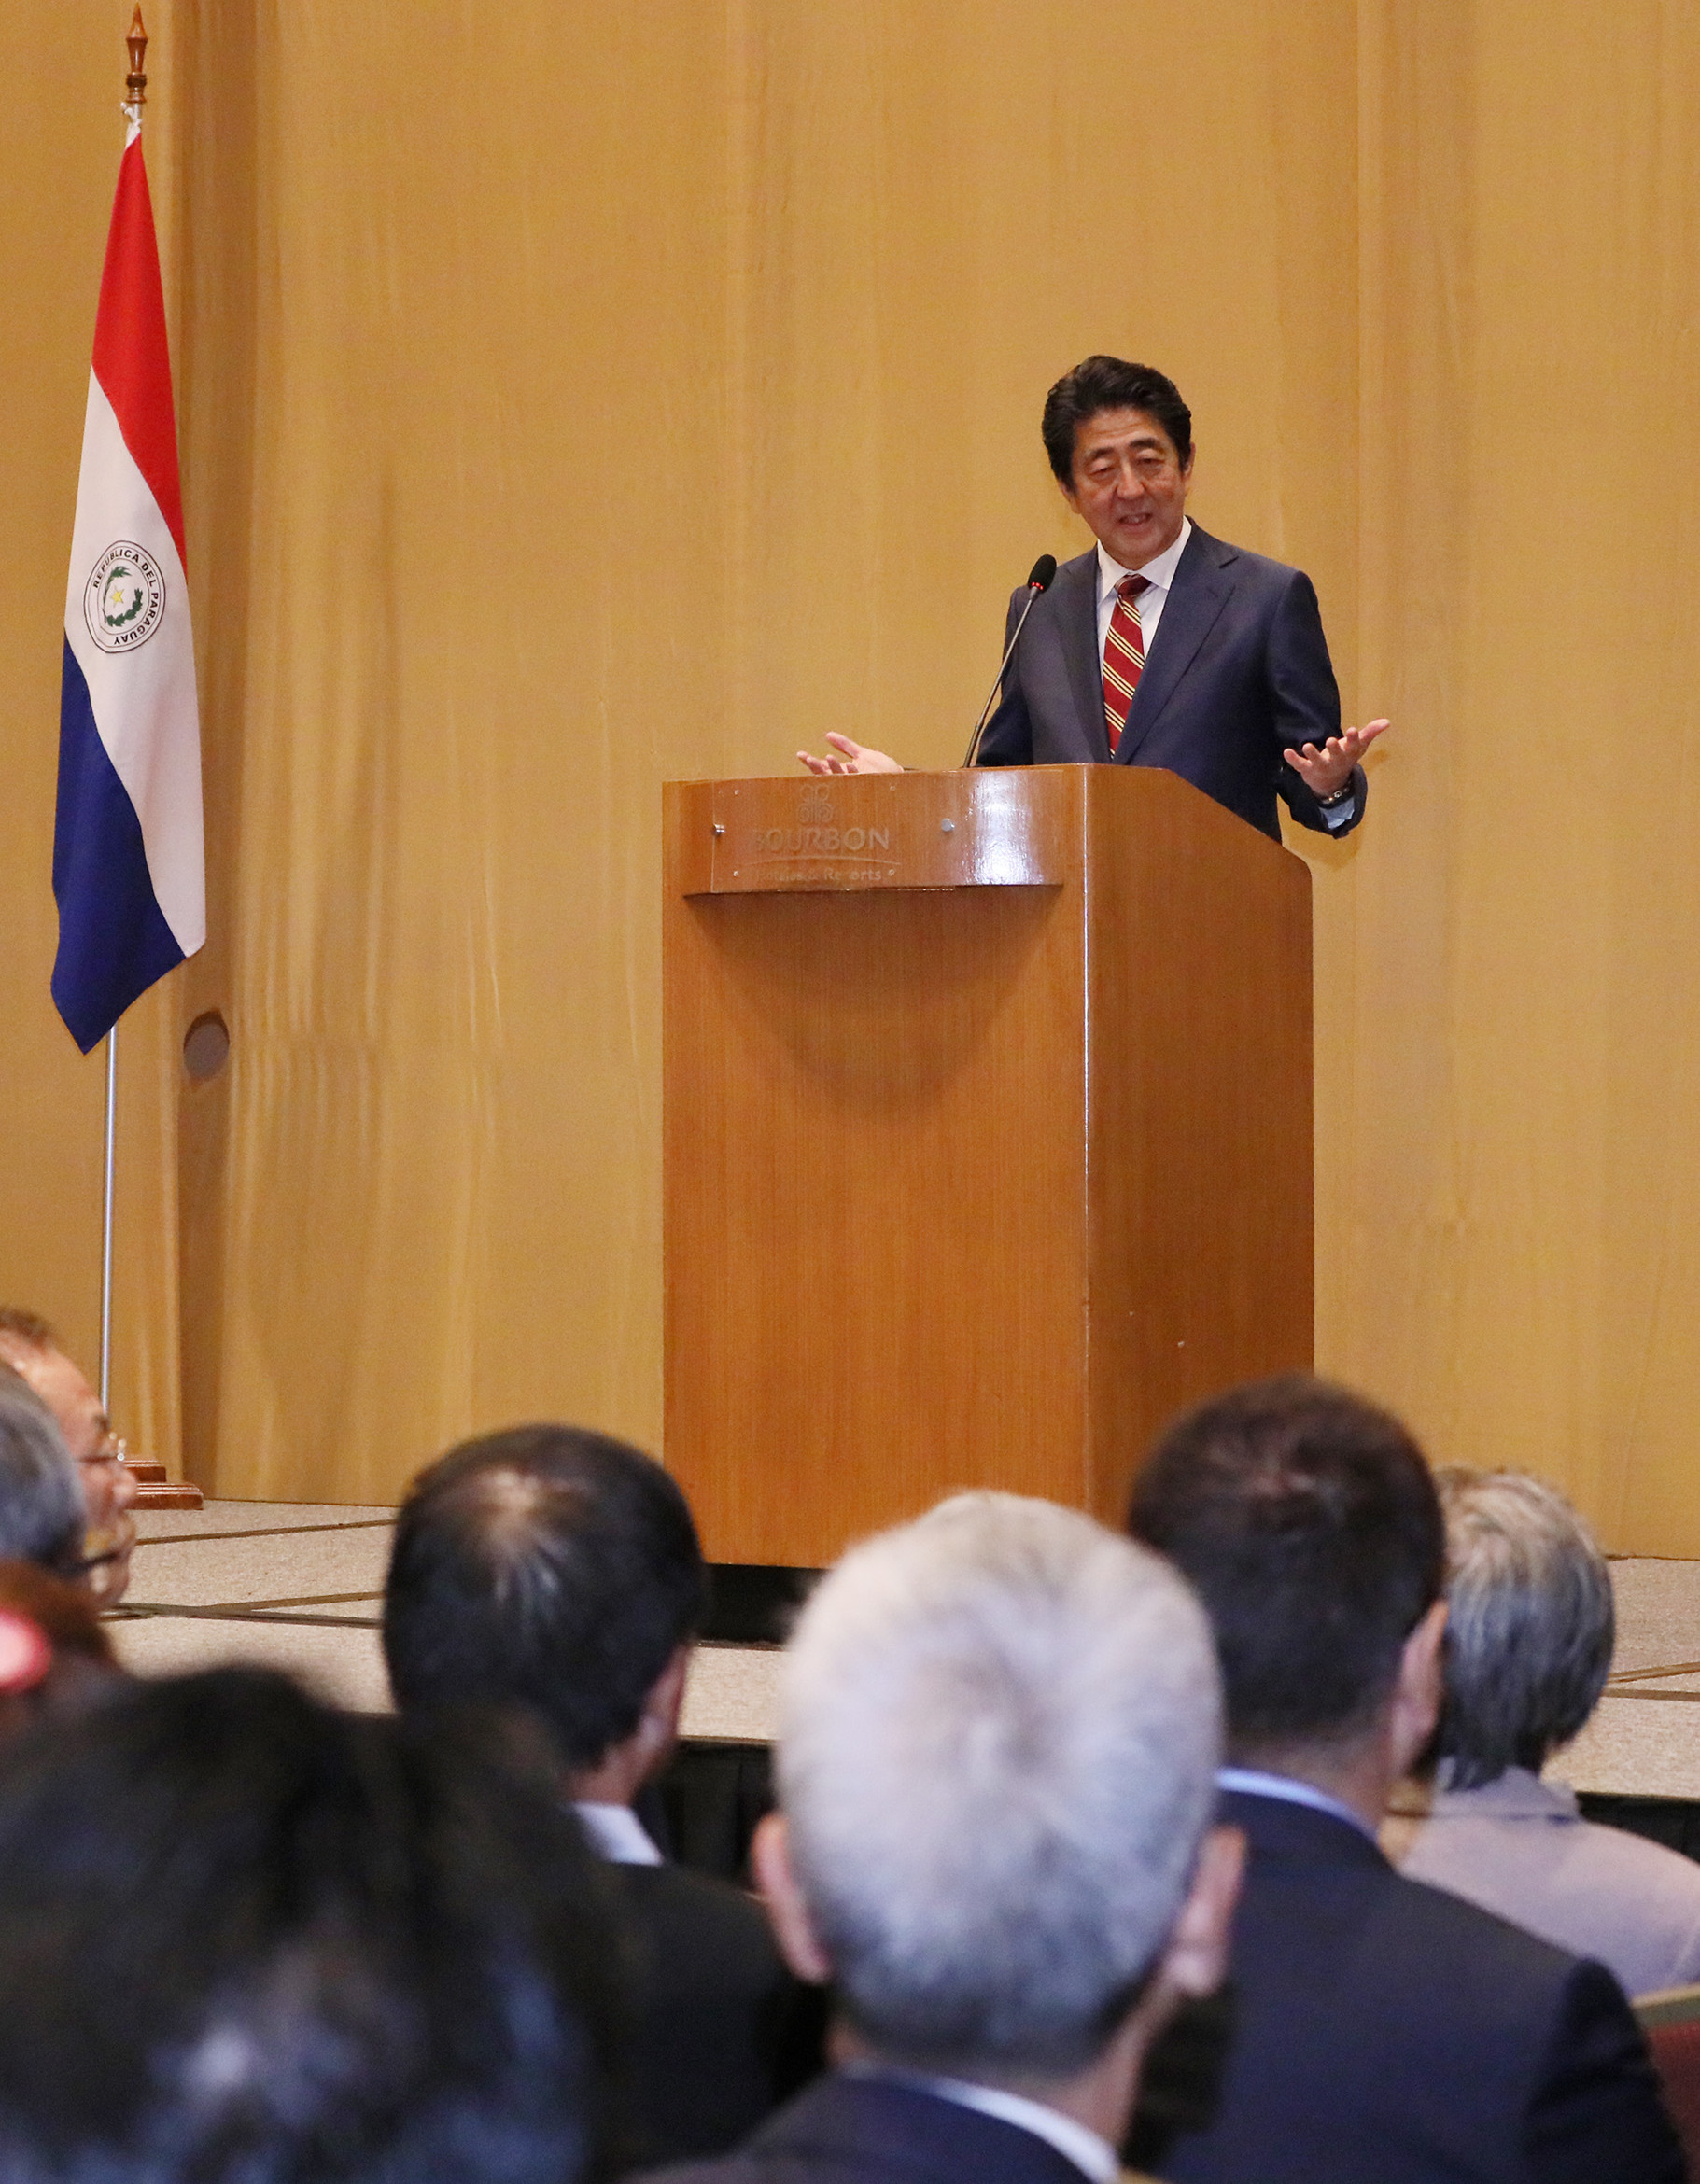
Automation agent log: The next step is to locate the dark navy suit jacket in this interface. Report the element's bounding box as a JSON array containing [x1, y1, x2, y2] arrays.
[[609, 1862, 823, 2167], [975, 527, 1367, 844], [1160, 1789, 1684, 2184], [638, 2071, 1107, 2184]]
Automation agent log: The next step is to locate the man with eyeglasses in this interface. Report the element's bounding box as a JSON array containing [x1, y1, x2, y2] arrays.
[[799, 356, 1386, 846], [0, 1309, 135, 1604]]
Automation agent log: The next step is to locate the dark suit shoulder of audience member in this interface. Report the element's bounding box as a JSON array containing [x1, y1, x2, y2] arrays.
[[614, 1861, 827, 2160], [0, 1666, 622, 2184], [644, 2070, 1105, 2184], [1209, 1783, 1677, 2183], [383, 1422, 823, 2164], [1130, 1375, 1683, 2184]]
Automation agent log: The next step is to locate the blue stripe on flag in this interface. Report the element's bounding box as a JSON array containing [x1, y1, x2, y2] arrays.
[[51, 638, 184, 1054]]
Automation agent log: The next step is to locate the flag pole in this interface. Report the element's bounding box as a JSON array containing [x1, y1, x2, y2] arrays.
[[97, 8, 146, 1417], [100, 1029, 117, 1412]]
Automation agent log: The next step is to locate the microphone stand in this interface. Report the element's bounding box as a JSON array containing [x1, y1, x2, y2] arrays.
[[962, 582, 1048, 767]]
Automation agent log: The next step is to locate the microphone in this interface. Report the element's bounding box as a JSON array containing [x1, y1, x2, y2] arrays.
[[962, 556, 1058, 767]]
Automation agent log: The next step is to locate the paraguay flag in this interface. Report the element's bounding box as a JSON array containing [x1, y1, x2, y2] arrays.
[[53, 114, 204, 1054]]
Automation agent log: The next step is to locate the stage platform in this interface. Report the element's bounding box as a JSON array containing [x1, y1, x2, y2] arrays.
[[105, 1501, 1700, 1869], [109, 1499, 783, 1742]]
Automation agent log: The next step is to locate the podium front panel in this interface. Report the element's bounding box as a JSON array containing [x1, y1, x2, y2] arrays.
[[663, 768, 1311, 1568]]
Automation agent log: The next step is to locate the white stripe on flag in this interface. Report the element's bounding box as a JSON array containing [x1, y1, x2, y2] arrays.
[[63, 371, 204, 956]]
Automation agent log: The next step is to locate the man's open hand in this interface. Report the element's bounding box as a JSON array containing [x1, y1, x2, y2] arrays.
[[1283, 720, 1390, 801], [796, 734, 904, 777]]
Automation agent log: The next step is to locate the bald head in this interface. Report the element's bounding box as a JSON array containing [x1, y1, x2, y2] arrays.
[[0, 1312, 135, 1606], [0, 1312, 106, 1463]]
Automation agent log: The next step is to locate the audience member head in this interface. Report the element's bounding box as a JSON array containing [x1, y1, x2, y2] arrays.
[[0, 1560, 120, 1748], [0, 1308, 136, 1603], [0, 1666, 622, 2184], [384, 1424, 708, 1799], [1432, 1466, 1615, 1789], [0, 1355, 37, 1401], [0, 1388, 88, 1584], [1041, 355, 1195, 482], [1130, 1375, 1448, 1798], [0, 1309, 106, 1463], [756, 1492, 1240, 2113]]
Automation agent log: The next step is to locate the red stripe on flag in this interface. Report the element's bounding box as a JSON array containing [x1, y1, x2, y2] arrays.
[[90, 136, 187, 568]]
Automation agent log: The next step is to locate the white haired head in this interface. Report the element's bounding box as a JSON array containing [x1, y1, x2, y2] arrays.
[[1435, 1467, 1616, 1786], [777, 1492, 1222, 2076]]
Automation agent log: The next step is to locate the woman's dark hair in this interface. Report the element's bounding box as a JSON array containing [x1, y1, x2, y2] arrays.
[[0, 1667, 625, 2183]]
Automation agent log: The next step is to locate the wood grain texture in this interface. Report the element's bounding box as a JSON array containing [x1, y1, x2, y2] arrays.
[[663, 768, 1311, 1566], [1081, 771, 1314, 1524]]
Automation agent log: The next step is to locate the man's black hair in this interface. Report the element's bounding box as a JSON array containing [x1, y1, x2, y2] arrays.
[[383, 1423, 708, 1771], [1128, 1375, 1445, 1759], [0, 1667, 624, 2183], [1041, 357, 1194, 485]]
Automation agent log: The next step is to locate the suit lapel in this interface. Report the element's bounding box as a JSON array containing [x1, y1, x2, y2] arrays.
[[1115, 525, 1234, 765], [1054, 553, 1113, 763]]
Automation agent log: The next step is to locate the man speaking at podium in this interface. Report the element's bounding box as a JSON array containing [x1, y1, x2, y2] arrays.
[[799, 356, 1386, 844]]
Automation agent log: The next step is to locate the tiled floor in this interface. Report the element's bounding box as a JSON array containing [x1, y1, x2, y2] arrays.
[[112, 1504, 1700, 1797], [112, 1502, 782, 1738], [1561, 1560, 1700, 1799]]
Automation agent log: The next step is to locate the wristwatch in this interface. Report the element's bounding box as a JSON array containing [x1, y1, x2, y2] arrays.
[[1317, 778, 1355, 809]]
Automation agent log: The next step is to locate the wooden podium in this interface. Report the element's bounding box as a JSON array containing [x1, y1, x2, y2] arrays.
[[663, 765, 1312, 1570]]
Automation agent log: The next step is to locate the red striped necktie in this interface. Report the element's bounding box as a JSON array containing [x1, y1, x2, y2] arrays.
[[1103, 573, 1151, 755]]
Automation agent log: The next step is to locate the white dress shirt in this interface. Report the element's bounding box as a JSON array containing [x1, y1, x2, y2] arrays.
[[1093, 523, 1193, 661], [1216, 1765, 1378, 1842], [846, 2063, 1119, 2183], [1094, 523, 1356, 831], [573, 1799, 664, 1865]]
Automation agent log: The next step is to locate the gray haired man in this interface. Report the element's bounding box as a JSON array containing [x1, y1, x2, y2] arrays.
[[0, 1386, 90, 1582], [0, 1310, 135, 1602], [644, 1492, 1242, 2184]]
